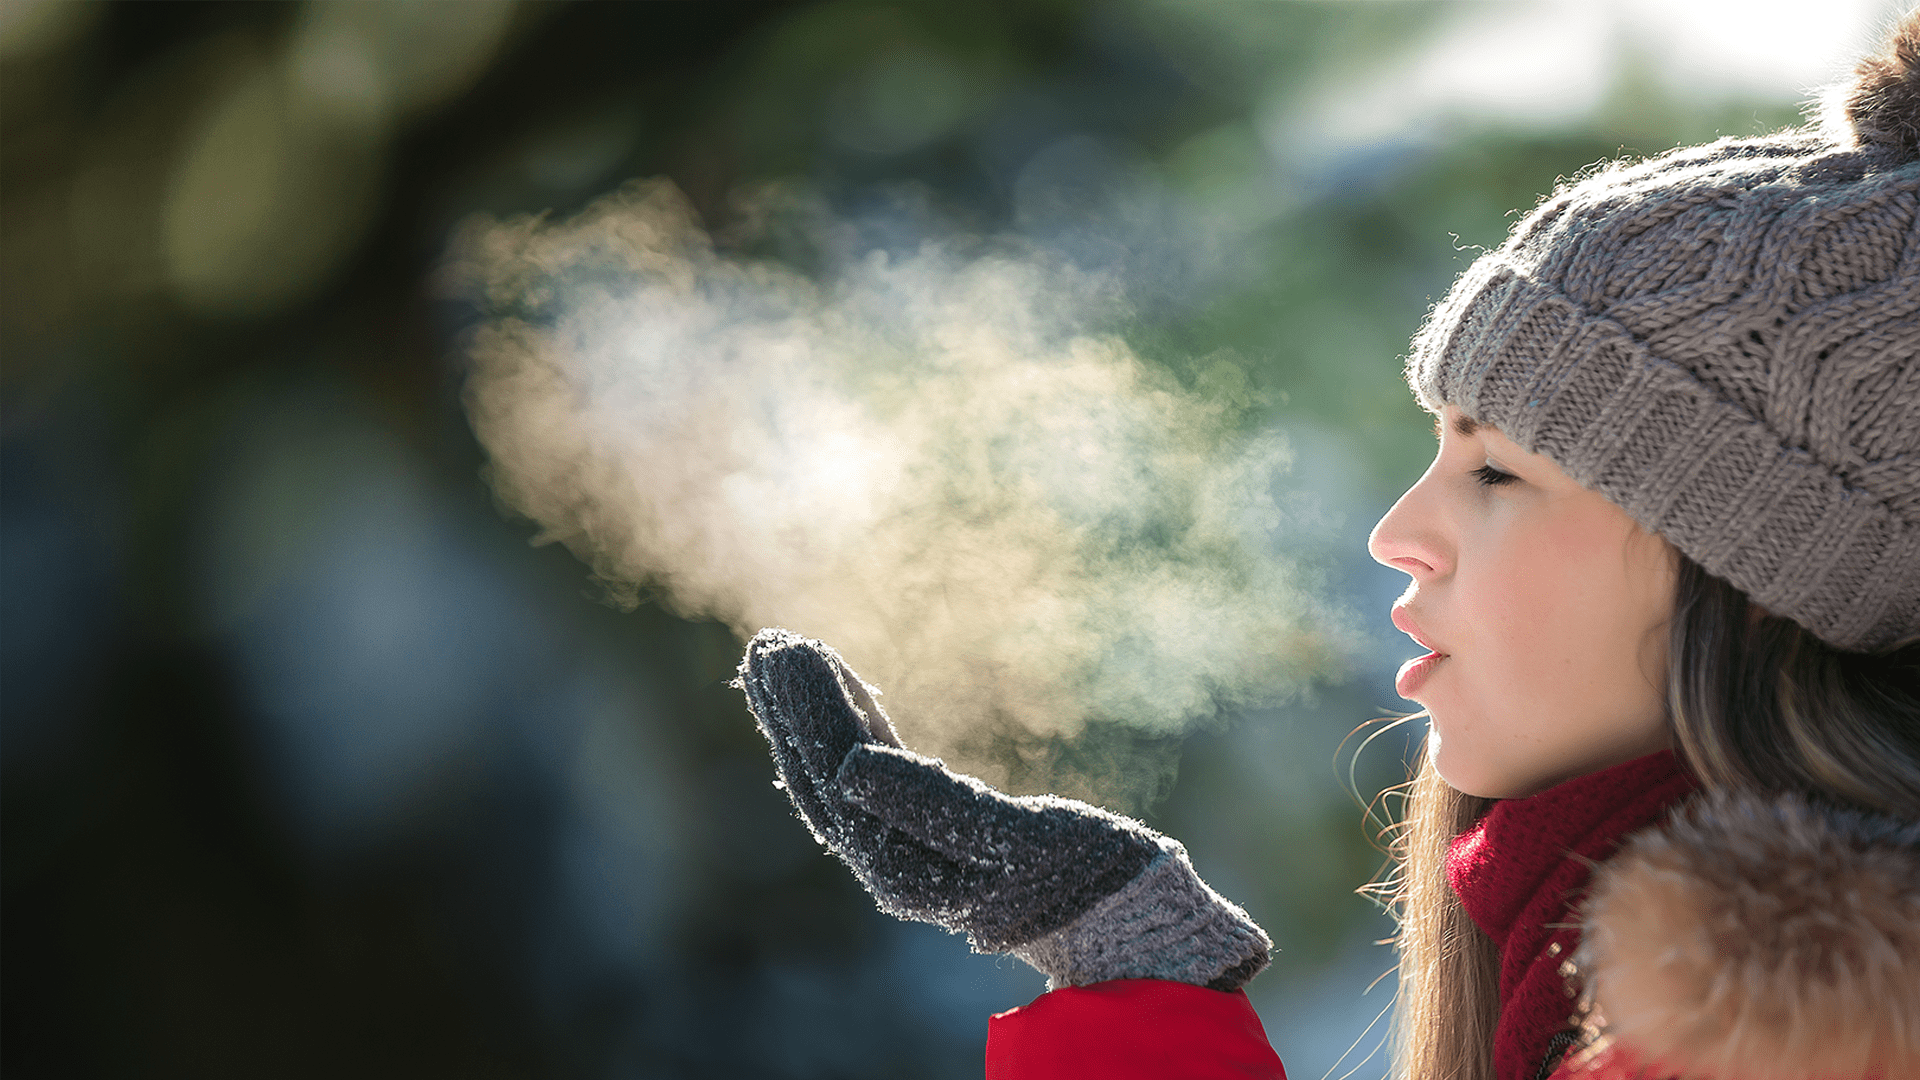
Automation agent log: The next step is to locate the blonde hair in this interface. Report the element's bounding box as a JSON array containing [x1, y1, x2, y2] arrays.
[[1375, 554, 1920, 1080], [1373, 744, 1497, 1080]]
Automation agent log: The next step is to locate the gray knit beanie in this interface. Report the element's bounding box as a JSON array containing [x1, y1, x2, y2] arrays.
[[1407, 14, 1920, 653]]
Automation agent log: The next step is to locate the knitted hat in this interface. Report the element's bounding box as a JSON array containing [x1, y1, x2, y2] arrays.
[[1407, 14, 1920, 653]]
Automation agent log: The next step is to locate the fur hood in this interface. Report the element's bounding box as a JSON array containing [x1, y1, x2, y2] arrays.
[[1571, 792, 1920, 1080]]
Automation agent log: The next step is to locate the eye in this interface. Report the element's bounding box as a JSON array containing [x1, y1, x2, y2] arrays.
[[1472, 463, 1518, 487]]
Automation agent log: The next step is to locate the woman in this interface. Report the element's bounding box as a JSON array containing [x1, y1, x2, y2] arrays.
[[737, 13, 1920, 1080]]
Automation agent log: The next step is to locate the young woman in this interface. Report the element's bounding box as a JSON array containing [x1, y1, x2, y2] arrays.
[[738, 14, 1920, 1080]]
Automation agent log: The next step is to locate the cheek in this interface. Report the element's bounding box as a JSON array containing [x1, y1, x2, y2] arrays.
[[1421, 474, 1679, 797], [1435, 509, 1673, 797], [1468, 509, 1661, 701]]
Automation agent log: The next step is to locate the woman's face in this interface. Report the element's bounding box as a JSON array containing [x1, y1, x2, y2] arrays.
[[1367, 407, 1676, 799]]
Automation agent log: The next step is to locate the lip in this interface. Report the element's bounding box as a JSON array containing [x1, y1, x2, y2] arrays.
[[1395, 651, 1445, 699], [1390, 606, 1445, 655], [1390, 606, 1448, 699]]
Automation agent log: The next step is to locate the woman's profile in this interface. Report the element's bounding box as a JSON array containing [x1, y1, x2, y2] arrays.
[[737, 11, 1920, 1080]]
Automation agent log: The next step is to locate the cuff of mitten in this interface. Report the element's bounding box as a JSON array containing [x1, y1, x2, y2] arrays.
[[1011, 837, 1272, 992]]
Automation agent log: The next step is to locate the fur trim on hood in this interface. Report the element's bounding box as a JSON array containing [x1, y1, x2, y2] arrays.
[[1570, 792, 1920, 1080]]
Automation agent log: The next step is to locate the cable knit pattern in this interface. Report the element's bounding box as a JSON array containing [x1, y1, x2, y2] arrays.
[[1408, 129, 1920, 651]]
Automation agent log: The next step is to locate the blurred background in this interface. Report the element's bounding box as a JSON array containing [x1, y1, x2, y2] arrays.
[[2, 2, 1900, 1077]]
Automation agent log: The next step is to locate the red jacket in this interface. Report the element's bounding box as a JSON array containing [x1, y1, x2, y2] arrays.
[[985, 981, 1285, 1080], [983, 752, 1919, 1080]]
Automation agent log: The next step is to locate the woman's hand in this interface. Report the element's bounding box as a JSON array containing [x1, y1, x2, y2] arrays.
[[737, 628, 1271, 992]]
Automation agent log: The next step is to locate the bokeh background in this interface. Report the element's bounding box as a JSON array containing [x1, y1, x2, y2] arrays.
[[2, 2, 1901, 1078]]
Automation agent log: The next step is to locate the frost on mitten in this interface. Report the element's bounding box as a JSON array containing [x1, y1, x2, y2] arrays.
[[738, 628, 1271, 991]]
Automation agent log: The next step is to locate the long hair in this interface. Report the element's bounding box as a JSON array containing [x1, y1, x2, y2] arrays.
[[1377, 752, 1498, 1080], [1381, 553, 1920, 1080], [1667, 556, 1920, 819]]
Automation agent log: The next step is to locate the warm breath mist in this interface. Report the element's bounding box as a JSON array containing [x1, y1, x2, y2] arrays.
[[449, 180, 1349, 809]]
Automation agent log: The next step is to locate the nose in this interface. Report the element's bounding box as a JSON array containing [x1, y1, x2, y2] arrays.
[[1368, 470, 1450, 579]]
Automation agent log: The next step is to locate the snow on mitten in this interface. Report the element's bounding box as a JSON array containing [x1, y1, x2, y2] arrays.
[[736, 627, 1271, 992]]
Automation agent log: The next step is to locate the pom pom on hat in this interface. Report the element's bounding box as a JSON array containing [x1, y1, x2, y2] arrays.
[[1844, 9, 1920, 159]]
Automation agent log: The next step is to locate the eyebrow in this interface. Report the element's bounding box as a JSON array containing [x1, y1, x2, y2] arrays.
[[1433, 413, 1482, 440]]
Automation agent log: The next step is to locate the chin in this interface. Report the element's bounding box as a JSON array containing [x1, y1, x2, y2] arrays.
[[1427, 730, 1523, 800], [1437, 768, 1511, 800]]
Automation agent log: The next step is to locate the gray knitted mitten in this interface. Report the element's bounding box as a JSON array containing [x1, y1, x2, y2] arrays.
[[737, 627, 1271, 992]]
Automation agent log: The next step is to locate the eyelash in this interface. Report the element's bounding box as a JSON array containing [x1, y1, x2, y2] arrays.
[[1472, 464, 1518, 487]]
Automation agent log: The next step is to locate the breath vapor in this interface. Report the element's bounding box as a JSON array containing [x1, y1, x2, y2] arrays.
[[450, 180, 1347, 809]]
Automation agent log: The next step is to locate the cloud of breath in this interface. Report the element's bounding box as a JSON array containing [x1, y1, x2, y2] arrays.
[[451, 180, 1345, 806]]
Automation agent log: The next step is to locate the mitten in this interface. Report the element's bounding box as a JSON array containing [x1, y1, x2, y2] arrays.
[[737, 627, 1271, 992]]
